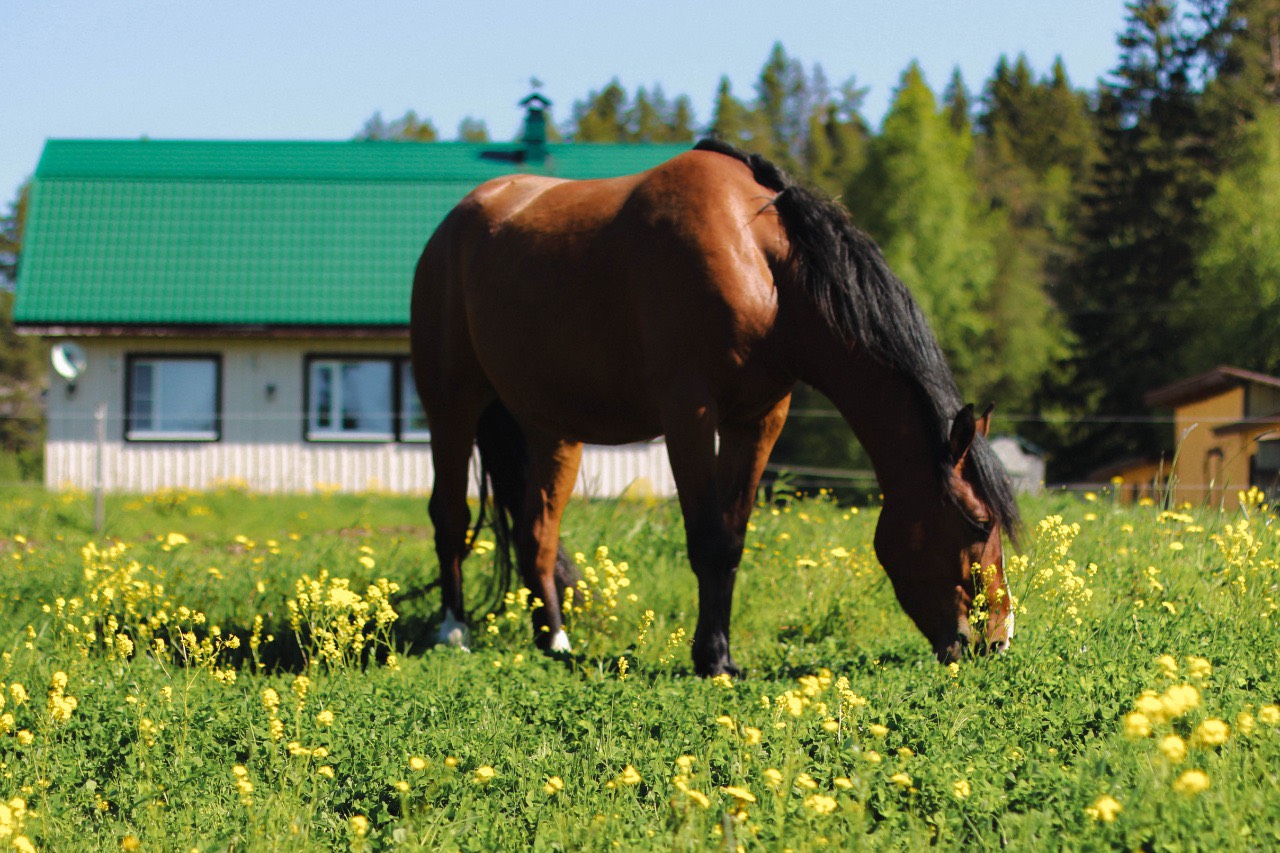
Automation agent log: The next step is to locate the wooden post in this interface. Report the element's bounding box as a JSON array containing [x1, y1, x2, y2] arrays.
[[94, 402, 106, 534]]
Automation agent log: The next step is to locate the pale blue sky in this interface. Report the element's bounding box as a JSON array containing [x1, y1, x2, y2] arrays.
[[4, 1, 1131, 204]]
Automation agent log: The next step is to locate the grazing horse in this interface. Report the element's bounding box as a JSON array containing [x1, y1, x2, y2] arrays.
[[410, 139, 1019, 676]]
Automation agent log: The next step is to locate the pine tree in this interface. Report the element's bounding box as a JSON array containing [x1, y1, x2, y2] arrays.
[[850, 63, 998, 397], [709, 76, 759, 147], [1050, 0, 1217, 479]]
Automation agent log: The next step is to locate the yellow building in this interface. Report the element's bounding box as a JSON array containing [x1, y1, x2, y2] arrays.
[[1138, 366, 1280, 507]]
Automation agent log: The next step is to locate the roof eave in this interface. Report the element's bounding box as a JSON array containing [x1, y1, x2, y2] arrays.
[[17, 322, 409, 339]]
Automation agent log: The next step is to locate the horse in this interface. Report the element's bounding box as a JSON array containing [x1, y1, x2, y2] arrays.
[[409, 138, 1020, 676]]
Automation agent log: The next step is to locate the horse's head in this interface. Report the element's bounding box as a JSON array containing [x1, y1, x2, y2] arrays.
[[873, 404, 1014, 663]]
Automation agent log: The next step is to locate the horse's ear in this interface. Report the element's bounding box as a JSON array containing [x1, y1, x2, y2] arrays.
[[975, 403, 995, 439], [949, 404, 977, 468]]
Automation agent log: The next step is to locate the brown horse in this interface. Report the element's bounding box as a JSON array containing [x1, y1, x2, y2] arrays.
[[410, 139, 1019, 676]]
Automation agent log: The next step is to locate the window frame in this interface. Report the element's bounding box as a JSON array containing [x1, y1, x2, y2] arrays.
[[124, 353, 223, 443], [398, 358, 431, 443], [303, 354, 429, 444]]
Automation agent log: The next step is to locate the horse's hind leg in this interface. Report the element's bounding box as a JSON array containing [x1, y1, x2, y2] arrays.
[[426, 391, 487, 646], [513, 430, 583, 652]]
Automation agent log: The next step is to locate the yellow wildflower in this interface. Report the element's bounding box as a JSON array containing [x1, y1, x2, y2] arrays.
[[473, 765, 496, 785], [722, 785, 756, 804], [1193, 718, 1229, 748], [864, 750, 882, 764], [743, 726, 762, 745], [1085, 794, 1122, 823], [317, 765, 334, 779], [1159, 734, 1187, 764], [394, 780, 409, 792], [764, 768, 784, 788], [618, 765, 641, 786], [543, 776, 564, 795], [409, 756, 427, 771], [869, 723, 889, 738], [1186, 656, 1212, 680], [1123, 712, 1151, 739], [795, 773, 818, 790], [890, 772, 913, 789], [953, 780, 971, 799], [804, 794, 838, 815], [1172, 769, 1210, 796], [315, 709, 335, 727], [1236, 711, 1256, 736], [349, 815, 369, 837], [1258, 705, 1280, 725]]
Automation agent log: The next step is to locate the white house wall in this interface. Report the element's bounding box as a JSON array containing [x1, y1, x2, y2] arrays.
[[44, 336, 676, 497]]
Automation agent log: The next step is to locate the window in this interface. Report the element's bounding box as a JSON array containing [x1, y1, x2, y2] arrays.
[[305, 356, 431, 443], [307, 358, 393, 441], [399, 361, 431, 441], [126, 355, 220, 441]]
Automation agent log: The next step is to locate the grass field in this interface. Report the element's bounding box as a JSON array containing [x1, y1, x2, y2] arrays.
[[0, 483, 1278, 851]]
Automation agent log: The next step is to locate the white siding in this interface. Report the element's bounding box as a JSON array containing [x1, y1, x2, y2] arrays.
[[43, 335, 676, 497]]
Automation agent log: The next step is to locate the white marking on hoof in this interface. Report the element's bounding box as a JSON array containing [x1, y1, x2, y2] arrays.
[[549, 629, 572, 653], [436, 609, 471, 651]]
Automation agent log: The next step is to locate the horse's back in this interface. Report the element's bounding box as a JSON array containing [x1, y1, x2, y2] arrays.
[[412, 150, 792, 442]]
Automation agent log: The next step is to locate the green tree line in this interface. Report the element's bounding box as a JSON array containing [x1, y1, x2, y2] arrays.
[[6, 0, 1278, 483]]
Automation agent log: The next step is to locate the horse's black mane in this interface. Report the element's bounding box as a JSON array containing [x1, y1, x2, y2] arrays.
[[693, 138, 1020, 540]]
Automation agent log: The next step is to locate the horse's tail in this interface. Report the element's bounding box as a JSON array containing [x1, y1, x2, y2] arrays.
[[471, 401, 578, 616]]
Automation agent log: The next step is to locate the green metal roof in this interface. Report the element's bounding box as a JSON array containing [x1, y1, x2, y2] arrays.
[[16, 139, 691, 327]]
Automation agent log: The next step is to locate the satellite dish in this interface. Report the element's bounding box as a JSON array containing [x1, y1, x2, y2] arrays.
[[51, 342, 88, 381]]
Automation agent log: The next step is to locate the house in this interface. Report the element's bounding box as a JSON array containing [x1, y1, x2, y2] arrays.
[[14, 105, 689, 495], [1096, 366, 1280, 506]]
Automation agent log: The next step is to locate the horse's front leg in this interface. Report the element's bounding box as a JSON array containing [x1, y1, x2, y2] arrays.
[[664, 387, 791, 676]]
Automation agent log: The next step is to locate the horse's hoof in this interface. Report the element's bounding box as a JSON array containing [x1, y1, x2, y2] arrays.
[[548, 629, 572, 653], [436, 610, 471, 651]]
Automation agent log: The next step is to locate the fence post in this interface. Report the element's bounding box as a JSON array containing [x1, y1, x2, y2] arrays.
[[94, 402, 106, 534]]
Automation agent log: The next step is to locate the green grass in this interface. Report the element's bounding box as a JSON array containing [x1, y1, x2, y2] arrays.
[[0, 484, 1278, 850]]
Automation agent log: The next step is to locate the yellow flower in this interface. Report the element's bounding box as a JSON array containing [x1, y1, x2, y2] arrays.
[[764, 768, 784, 788], [618, 765, 641, 786], [165, 532, 189, 547], [315, 709, 335, 727], [1123, 712, 1151, 739], [1172, 769, 1210, 796], [722, 785, 756, 804], [317, 765, 335, 779], [473, 765, 496, 785], [890, 772, 913, 789], [1159, 734, 1187, 764], [686, 788, 711, 808], [834, 776, 854, 789], [711, 673, 734, 689], [953, 780, 971, 799], [444, 756, 457, 768], [869, 723, 889, 738], [716, 715, 736, 731], [804, 794, 838, 815], [543, 776, 564, 795], [1259, 705, 1280, 725], [743, 726, 762, 745], [1085, 794, 1122, 822], [394, 780, 409, 792], [675, 755, 695, 771], [408, 756, 427, 771], [1185, 656, 1212, 680], [121, 835, 142, 851], [16, 730, 33, 746], [1236, 712, 1256, 736], [1160, 684, 1200, 719], [864, 750, 882, 764], [1193, 718, 1230, 747], [358, 555, 376, 570], [349, 814, 369, 837], [795, 773, 818, 790]]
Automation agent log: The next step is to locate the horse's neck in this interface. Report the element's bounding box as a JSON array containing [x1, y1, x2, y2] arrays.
[[800, 340, 941, 501]]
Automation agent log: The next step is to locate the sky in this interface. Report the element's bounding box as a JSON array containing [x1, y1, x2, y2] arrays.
[[3, 0, 1132, 206]]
